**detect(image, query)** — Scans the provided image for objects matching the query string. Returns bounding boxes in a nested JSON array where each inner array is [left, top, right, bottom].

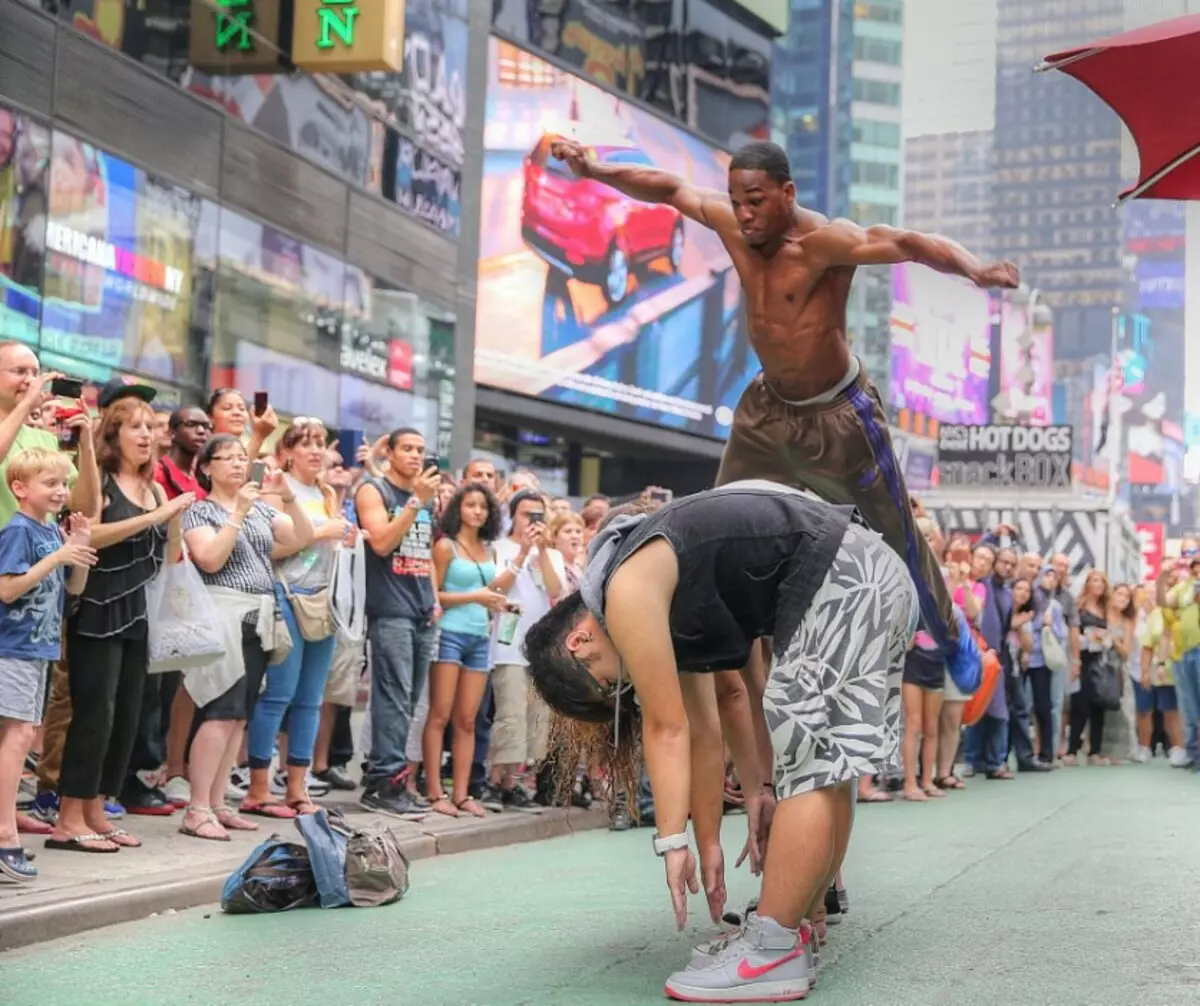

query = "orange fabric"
[[962, 642, 1002, 728]]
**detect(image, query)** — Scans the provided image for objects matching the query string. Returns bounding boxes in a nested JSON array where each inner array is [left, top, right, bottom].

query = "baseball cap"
[[98, 379, 157, 409]]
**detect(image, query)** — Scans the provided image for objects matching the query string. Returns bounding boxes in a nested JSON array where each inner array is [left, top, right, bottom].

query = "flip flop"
[[429, 796, 460, 818], [285, 798, 320, 817], [101, 828, 142, 848], [239, 800, 297, 820], [215, 808, 260, 831], [178, 807, 230, 842], [456, 796, 487, 819], [859, 789, 893, 803], [16, 811, 52, 835], [44, 832, 120, 854]]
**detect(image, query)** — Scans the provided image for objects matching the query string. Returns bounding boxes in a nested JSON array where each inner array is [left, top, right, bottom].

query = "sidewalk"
[[0, 794, 607, 952]]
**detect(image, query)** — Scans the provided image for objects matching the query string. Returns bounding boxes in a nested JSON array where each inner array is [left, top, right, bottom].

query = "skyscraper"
[[771, 0, 854, 219], [847, 0, 904, 396], [992, 0, 1125, 360]]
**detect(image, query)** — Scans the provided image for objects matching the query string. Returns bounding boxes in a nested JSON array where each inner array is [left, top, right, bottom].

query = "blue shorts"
[[1133, 680, 1178, 714], [437, 629, 491, 672]]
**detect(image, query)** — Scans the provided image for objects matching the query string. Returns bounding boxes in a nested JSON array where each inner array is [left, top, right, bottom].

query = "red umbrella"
[[1038, 14, 1200, 203]]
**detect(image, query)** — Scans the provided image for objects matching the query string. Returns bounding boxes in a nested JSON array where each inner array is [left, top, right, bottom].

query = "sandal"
[[456, 796, 487, 818], [285, 796, 320, 816], [923, 785, 945, 798], [429, 796, 460, 818], [985, 769, 1015, 781], [44, 832, 120, 853], [239, 800, 297, 820], [178, 807, 230, 842], [101, 828, 142, 848], [859, 789, 893, 803], [935, 775, 964, 790], [215, 807, 260, 831]]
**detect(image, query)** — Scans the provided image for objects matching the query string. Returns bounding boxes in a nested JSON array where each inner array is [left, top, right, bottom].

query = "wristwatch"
[[652, 832, 690, 857]]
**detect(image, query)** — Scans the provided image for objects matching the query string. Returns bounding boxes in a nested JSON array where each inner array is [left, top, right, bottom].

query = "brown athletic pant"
[[715, 370, 958, 651]]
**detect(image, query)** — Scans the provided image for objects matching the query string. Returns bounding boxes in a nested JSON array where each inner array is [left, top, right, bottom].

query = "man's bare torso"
[[716, 209, 855, 401]]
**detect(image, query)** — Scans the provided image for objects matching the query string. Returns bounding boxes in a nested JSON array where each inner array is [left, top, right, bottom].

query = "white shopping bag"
[[146, 549, 226, 674]]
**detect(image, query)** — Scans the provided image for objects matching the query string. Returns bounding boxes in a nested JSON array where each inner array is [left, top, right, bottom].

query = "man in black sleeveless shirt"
[[525, 481, 917, 1003]]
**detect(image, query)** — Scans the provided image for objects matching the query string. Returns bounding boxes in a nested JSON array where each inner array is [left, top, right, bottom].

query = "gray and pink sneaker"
[[668, 914, 812, 1002]]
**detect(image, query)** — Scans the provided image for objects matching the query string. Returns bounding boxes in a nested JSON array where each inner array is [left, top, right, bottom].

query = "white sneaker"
[[1133, 747, 1152, 764], [163, 777, 190, 807], [666, 914, 811, 1002], [1168, 746, 1193, 768]]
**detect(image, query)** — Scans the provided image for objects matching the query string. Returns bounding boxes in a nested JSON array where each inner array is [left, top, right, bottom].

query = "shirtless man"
[[549, 137, 1017, 675]]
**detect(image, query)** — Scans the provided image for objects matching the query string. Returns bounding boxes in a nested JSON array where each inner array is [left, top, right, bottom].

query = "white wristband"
[[652, 832, 690, 857]]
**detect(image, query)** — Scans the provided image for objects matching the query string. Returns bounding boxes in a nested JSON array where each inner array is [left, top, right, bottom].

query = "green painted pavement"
[[4, 762, 1199, 1006]]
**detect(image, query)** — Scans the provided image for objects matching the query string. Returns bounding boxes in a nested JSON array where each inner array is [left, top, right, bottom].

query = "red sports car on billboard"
[[520, 135, 684, 305]]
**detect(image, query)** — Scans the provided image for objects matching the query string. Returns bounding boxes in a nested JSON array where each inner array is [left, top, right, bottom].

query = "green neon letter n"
[[316, 1, 360, 50], [214, 0, 255, 52]]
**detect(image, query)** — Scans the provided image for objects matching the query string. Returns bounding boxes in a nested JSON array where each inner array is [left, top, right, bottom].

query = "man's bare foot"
[[903, 787, 928, 802]]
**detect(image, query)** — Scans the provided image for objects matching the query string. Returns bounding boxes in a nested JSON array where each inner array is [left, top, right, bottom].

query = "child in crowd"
[[0, 449, 96, 881]]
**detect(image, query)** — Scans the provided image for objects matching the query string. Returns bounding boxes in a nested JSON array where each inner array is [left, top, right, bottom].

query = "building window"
[[852, 79, 901, 106], [852, 162, 900, 189], [853, 120, 900, 147], [853, 36, 902, 65]]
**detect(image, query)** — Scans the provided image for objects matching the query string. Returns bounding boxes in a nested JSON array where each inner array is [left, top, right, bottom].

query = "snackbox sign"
[[937, 424, 1074, 489]]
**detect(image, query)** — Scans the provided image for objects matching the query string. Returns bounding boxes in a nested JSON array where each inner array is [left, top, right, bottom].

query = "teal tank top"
[[438, 542, 497, 637]]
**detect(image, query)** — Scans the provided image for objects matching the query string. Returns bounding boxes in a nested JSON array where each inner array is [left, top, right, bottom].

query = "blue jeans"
[[470, 678, 495, 789], [1006, 672, 1035, 766], [963, 714, 1008, 773], [1176, 646, 1200, 762], [1050, 667, 1068, 759], [364, 614, 435, 790], [247, 585, 336, 769]]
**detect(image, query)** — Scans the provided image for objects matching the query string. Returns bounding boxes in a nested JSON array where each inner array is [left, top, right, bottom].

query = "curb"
[[0, 805, 607, 952]]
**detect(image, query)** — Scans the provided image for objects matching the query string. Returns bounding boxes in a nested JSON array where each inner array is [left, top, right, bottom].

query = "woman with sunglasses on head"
[[242, 419, 353, 816], [179, 435, 313, 841], [422, 483, 513, 817], [50, 399, 192, 853], [206, 389, 278, 466]]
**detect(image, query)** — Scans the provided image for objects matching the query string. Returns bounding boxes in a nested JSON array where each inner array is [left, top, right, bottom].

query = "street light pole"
[[1106, 305, 1122, 512]]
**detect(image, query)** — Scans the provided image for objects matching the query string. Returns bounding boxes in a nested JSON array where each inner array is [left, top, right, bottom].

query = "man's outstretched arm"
[[550, 138, 736, 233], [815, 220, 1020, 289]]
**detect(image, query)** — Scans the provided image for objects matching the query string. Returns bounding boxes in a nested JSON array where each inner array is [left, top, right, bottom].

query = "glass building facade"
[[2, 1, 471, 458], [771, 0, 854, 219], [993, 0, 1125, 360], [847, 0, 904, 398]]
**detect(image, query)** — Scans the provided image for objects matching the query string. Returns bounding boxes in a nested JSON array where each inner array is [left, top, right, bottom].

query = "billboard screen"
[[473, 38, 758, 438], [889, 264, 991, 425], [996, 302, 1053, 424], [42, 130, 203, 384]]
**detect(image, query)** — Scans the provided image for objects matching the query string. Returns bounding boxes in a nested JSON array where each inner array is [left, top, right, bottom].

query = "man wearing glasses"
[[154, 406, 212, 501]]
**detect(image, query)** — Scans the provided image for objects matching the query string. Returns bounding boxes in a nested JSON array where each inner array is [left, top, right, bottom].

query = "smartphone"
[[253, 390, 269, 416], [423, 453, 442, 473], [334, 428, 365, 464], [55, 406, 82, 449], [249, 461, 266, 485], [529, 510, 546, 524], [649, 488, 673, 504], [50, 377, 83, 400]]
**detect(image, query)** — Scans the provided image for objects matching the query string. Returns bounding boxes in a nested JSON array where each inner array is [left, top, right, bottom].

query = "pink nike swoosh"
[[736, 945, 805, 981]]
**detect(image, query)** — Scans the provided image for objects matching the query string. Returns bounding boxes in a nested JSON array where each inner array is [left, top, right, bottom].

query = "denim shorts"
[[437, 629, 491, 672], [1133, 679, 1178, 714]]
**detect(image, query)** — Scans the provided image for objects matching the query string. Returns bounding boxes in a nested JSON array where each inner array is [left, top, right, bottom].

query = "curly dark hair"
[[438, 482, 502, 541], [524, 592, 644, 811]]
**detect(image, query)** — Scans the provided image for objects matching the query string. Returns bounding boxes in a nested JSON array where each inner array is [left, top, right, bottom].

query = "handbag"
[[280, 578, 334, 643], [1089, 648, 1124, 712], [1041, 602, 1069, 674], [146, 544, 226, 674]]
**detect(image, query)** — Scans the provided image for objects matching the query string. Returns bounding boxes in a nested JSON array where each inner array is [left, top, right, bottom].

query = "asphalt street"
[[3, 760, 1197, 1006]]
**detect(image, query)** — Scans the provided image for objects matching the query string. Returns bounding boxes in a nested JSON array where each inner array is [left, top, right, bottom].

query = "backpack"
[[345, 820, 412, 907], [220, 837, 319, 914]]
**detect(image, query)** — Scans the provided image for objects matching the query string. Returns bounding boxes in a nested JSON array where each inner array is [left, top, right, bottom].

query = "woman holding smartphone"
[[179, 436, 313, 841], [206, 389, 278, 466]]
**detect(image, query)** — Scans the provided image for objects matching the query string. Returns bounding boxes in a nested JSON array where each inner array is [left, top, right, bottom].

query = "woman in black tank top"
[[51, 400, 192, 854]]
